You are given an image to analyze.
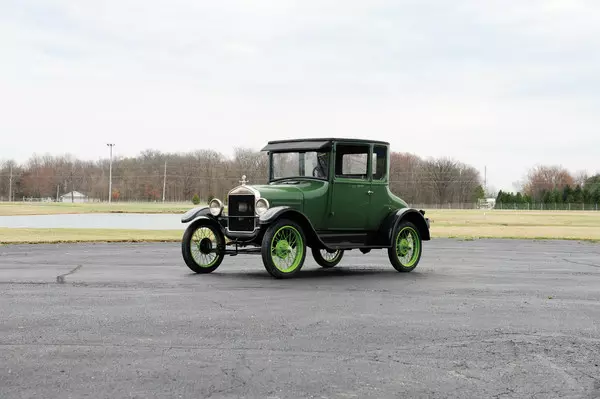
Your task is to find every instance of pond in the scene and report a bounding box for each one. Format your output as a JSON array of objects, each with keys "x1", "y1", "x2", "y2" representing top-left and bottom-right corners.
[{"x1": 0, "y1": 214, "x2": 185, "y2": 230}]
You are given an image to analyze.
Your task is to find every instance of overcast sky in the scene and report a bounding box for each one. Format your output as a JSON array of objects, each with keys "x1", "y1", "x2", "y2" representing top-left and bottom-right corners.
[{"x1": 1, "y1": 0, "x2": 599, "y2": 192}]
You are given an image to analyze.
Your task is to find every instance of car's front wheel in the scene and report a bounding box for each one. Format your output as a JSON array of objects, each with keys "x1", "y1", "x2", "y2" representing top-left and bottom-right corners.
[
  {"x1": 261, "y1": 218, "x2": 306, "y2": 278},
  {"x1": 311, "y1": 247, "x2": 344, "y2": 268},
  {"x1": 388, "y1": 220, "x2": 422, "y2": 272},
  {"x1": 181, "y1": 219, "x2": 225, "y2": 273}
]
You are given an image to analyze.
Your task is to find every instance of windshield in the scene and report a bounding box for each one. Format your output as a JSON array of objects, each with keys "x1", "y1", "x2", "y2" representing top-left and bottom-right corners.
[{"x1": 270, "y1": 151, "x2": 330, "y2": 180}]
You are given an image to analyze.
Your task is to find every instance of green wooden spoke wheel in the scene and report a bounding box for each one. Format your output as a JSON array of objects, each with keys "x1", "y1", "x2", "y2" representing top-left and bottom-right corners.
[
  {"x1": 388, "y1": 221, "x2": 422, "y2": 272},
  {"x1": 261, "y1": 219, "x2": 307, "y2": 278}
]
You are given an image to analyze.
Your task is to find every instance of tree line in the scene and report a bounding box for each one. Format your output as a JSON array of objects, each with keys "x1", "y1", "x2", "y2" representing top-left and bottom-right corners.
[
  {"x1": 495, "y1": 166, "x2": 600, "y2": 208},
  {"x1": 0, "y1": 147, "x2": 486, "y2": 205}
]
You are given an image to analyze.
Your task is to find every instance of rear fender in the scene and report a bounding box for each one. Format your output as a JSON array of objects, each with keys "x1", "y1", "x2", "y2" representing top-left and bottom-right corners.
[
  {"x1": 380, "y1": 208, "x2": 431, "y2": 245},
  {"x1": 259, "y1": 206, "x2": 325, "y2": 248}
]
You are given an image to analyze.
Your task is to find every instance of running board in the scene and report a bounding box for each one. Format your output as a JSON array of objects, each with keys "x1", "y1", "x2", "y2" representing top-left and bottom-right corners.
[{"x1": 316, "y1": 232, "x2": 388, "y2": 250}]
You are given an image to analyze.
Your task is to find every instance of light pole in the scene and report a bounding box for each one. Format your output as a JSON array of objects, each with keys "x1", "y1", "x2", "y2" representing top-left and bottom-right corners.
[
  {"x1": 107, "y1": 143, "x2": 115, "y2": 203},
  {"x1": 162, "y1": 159, "x2": 167, "y2": 203},
  {"x1": 8, "y1": 163, "x2": 13, "y2": 202}
]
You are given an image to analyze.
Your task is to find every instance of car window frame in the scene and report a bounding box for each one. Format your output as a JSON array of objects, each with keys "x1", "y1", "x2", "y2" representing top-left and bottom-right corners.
[{"x1": 333, "y1": 142, "x2": 372, "y2": 182}]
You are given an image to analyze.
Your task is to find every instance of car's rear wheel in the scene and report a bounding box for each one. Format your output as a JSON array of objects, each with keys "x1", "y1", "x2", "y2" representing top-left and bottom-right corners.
[
  {"x1": 311, "y1": 247, "x2": 344, "y2": 268},
  {"x1": 388, "y1": 220, "x2": 422, "y2": 272},
  {"x1": 181, "y1": 219, "x2": 225, "y2": 273},
  {"x1": 261, "y1": 218, "x2": 306, "y2": 278}
]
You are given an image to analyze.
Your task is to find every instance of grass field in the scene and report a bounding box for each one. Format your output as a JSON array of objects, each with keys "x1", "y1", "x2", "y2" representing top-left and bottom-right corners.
[
  {"x1": 427, "y1": 209, "x2": 600, "y2": 241},
  {"x1": 1, "y1": 205, "x2": 599, "y2": 244}
]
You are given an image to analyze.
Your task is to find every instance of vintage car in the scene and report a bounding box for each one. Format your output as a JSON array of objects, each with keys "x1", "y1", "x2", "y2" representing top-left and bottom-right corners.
[{"x1": 180, "y1": 138, "x2": 430, "y2": 278}]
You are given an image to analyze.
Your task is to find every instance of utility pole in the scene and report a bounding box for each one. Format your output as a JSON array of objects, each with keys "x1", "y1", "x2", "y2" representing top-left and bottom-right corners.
[
  {"x1": 107, "y1": 143, "x2": 115, "y2": 203},
  {"x1": 8, "y1": 164, "x2": 13, "y2": 202},
  {"x1": 484, "y1": 166, "x2": 487, "y2": 196},
  {"x1": 70, "y1": 169, "x2": 74, "y2": 203},
  {"x1": 162, "y1": 160, "x2": 167, "y2": 203}
]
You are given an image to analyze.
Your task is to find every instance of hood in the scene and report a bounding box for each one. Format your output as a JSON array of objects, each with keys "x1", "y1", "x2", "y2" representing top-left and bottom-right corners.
[{"x1": 250, "y1": 183, "x2": 304, "y2": 209}]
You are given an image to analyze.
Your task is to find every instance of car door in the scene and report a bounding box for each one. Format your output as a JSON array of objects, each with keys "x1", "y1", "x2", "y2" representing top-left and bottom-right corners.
[
  {"x1": 327, "y1": 142, "x2": 371, "y2": 231},
  {"x1": 365, "y1": 144, "x2": 393, "y2": 231}
]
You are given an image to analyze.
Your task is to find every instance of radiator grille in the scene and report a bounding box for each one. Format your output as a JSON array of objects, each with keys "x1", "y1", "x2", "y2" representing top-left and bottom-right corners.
[{"x1": 228, "y1": 194, "x2": 255, "y2": 231}]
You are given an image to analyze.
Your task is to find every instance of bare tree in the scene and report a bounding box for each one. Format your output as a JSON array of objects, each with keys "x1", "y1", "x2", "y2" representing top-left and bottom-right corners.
[
  {"x1": 424, "y1": 157, "x2": 460, "y2": 204},
  {"x1": 523, "y1": 165, "x2": 575, "y2": 201}
]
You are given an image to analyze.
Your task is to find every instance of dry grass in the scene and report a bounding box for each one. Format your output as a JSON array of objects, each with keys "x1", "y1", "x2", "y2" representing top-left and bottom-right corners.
[
  {"x1": 0, "y1": 228, "x2": 183, "y2": 244},
  {"x1": 0, "y1": 202, "x2": 197, "y2": 216},
  {"x1": 427, "y1": 209, "x2": 600, "y2": 241},
  {"x1": 1, "y1": 208, "x2": 599, "y2": 244}
]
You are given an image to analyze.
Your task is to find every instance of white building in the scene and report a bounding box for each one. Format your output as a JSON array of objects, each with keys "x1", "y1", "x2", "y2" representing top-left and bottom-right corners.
[
  {"x1": 60, "y1": 191, "x2": 89, "y2": 203},
  {"x1": 478, "y1": 197, "x2": 496, "y2": 209}
]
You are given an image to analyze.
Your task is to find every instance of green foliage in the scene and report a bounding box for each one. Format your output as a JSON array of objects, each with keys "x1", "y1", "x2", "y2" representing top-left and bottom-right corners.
[
  {"x1": 472, "y1": 185, "x2": 485, "y2": 201},
  {"x1": 573, "y1": 185, "x2": 583, "y2": 203},
  {"x1": 585, "y1": 174, "x2": 600, "y2": 195},
  {"x1": 592, "y1": 187, "x2": 600, "y2": 203},
  {"x1": 192, "y1": 193, "x2": 200, "y2": 205},
  {"x1": 496, "y1": 182, "x2": 600, "y2": 208},
  {"x1": 585, "y1": 174, "x2": 600, "y2": 186},
  {"x1": 562, "y1": 185, "x2": 572, "y2": 202},
  {"x1": 549, "y1": 189, "x2": 562, "y2": 204}
]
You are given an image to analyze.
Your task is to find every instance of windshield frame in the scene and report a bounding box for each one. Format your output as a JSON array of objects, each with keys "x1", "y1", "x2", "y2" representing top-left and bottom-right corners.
[{"x1": 268, "y1": 150, "x2": 332, "y2": 183}]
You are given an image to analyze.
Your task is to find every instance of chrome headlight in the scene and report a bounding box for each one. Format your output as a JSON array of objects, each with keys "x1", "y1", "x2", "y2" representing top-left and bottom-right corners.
[
  {"x1": 209, "y1": 198, "x2": 224, "y2": 216},
  {"x1": 255, "y1": 198, "x2": 269, "y2": 215}
]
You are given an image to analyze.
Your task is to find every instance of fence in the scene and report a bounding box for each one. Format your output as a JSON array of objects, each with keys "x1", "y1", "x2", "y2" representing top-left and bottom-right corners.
[
  {"x1": 492, "y1": 202, "x2": 600, "y2": 211},
  {"x1": 2, "y1": 198, "x2": 600, "y2": 211},
  {"x1": 409, "y1": 202, "x2": 600, "y2": 211}
]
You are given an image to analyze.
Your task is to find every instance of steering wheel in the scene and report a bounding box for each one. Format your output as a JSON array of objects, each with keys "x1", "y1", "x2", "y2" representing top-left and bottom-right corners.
[{"x1": 312, "y1": 166, "x2": 321, "y2": 177}]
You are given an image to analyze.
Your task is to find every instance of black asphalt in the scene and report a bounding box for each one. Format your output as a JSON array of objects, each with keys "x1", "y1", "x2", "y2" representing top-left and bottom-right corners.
[{"x1": 1, "y1": 239, "x2": 600, "y2": 398}]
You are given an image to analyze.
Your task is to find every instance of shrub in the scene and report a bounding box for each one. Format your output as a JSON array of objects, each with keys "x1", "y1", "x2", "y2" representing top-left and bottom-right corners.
[{"x1": 192, "y1": 194, "x2": 200, "y2": 205}]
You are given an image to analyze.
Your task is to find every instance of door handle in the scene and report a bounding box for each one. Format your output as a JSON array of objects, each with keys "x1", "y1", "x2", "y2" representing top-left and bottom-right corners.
[{"x1": 367, "y1": 190, "x2": 374, "y2": 195}]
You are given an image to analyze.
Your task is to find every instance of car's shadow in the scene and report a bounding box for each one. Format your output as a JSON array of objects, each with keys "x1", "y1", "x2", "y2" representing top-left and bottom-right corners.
[{"x1": 187, "y1": 266, "x2": 426, "y2": 281}]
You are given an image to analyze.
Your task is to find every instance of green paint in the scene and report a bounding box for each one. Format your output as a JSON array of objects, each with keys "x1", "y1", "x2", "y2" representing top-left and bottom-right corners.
[
  {"x1": 245, "y1": 139, "x2": 411, "y2": 233},
  {"x1": 251, "y1": 180, "x2": 329, "y2": 229}
]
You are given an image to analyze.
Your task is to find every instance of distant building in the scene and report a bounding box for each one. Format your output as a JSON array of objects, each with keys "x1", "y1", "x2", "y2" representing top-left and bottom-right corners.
[
  {"x1": 478, "y1": 198, "x2": 496, "y2": 209},
  {"x1": 60, "y1": 191, "x2": 89, "y2": 203}
]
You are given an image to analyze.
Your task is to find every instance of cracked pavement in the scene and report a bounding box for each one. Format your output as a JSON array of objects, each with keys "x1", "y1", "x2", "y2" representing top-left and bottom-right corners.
[{"x1": 1, "y1": 238, "x2": 600, "y2": 398}]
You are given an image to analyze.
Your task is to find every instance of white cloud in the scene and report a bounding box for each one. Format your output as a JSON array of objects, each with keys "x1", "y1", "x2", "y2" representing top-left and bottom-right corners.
[{"x1": 1, "y1": 0, "x2": 600, "y2": 190}]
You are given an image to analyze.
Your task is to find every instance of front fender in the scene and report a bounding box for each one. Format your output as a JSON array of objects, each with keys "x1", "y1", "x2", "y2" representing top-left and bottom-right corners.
[
  {"x1": 181, "y1": 206, "x2": 212, "y2": 223},
  {"x1": 380, "y1": 208, "x2": 431, "y2": 245},
  {"x1": 258, "y1": 206, "x2": 325, "y2": 249},
  {"x1": 258, "y1": 206, "x2": 292, "y2": 225}
]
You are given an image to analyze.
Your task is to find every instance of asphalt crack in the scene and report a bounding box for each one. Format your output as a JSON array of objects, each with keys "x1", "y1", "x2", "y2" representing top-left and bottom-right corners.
[
  {"x1": 563, "y1": 259, "x2": 600, "y2": 269},
  {"x1": 56, "y1": 265, "x2": 83, "y2": 284}
]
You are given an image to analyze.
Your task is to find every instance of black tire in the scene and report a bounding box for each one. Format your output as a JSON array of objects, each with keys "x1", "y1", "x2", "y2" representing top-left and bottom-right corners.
[
  {"x1": 311, "y1": 247, "x2": 344, "y2": 268},
  {"x1": 387, "y1": 220, "x2": 422, "y2": 272},
  {"x1": 181, "y1": 219, "x2": 225, "y2": 273},
  {"x1": 261, "y1": 218, "x2": 307, "y2": 279}
]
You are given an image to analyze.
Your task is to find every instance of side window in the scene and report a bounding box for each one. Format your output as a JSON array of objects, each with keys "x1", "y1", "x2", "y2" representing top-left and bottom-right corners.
[
  {"x1": 372, "y1": 145, "x2": 387, "y2": 180},
  {"x1": 335, "y1": 144, "x2": 369, "y2": 179}
]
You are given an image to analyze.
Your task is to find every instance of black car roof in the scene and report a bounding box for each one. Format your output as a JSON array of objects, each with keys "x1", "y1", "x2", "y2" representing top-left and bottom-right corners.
[{"x1": 261, "y1": 138, "x2": 390, "y2": 152}]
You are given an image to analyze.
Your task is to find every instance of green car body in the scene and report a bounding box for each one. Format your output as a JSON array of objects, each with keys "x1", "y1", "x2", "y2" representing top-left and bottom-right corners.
[{"x1": 180, "y1": 138, "x2": 430, "y2": 278}]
